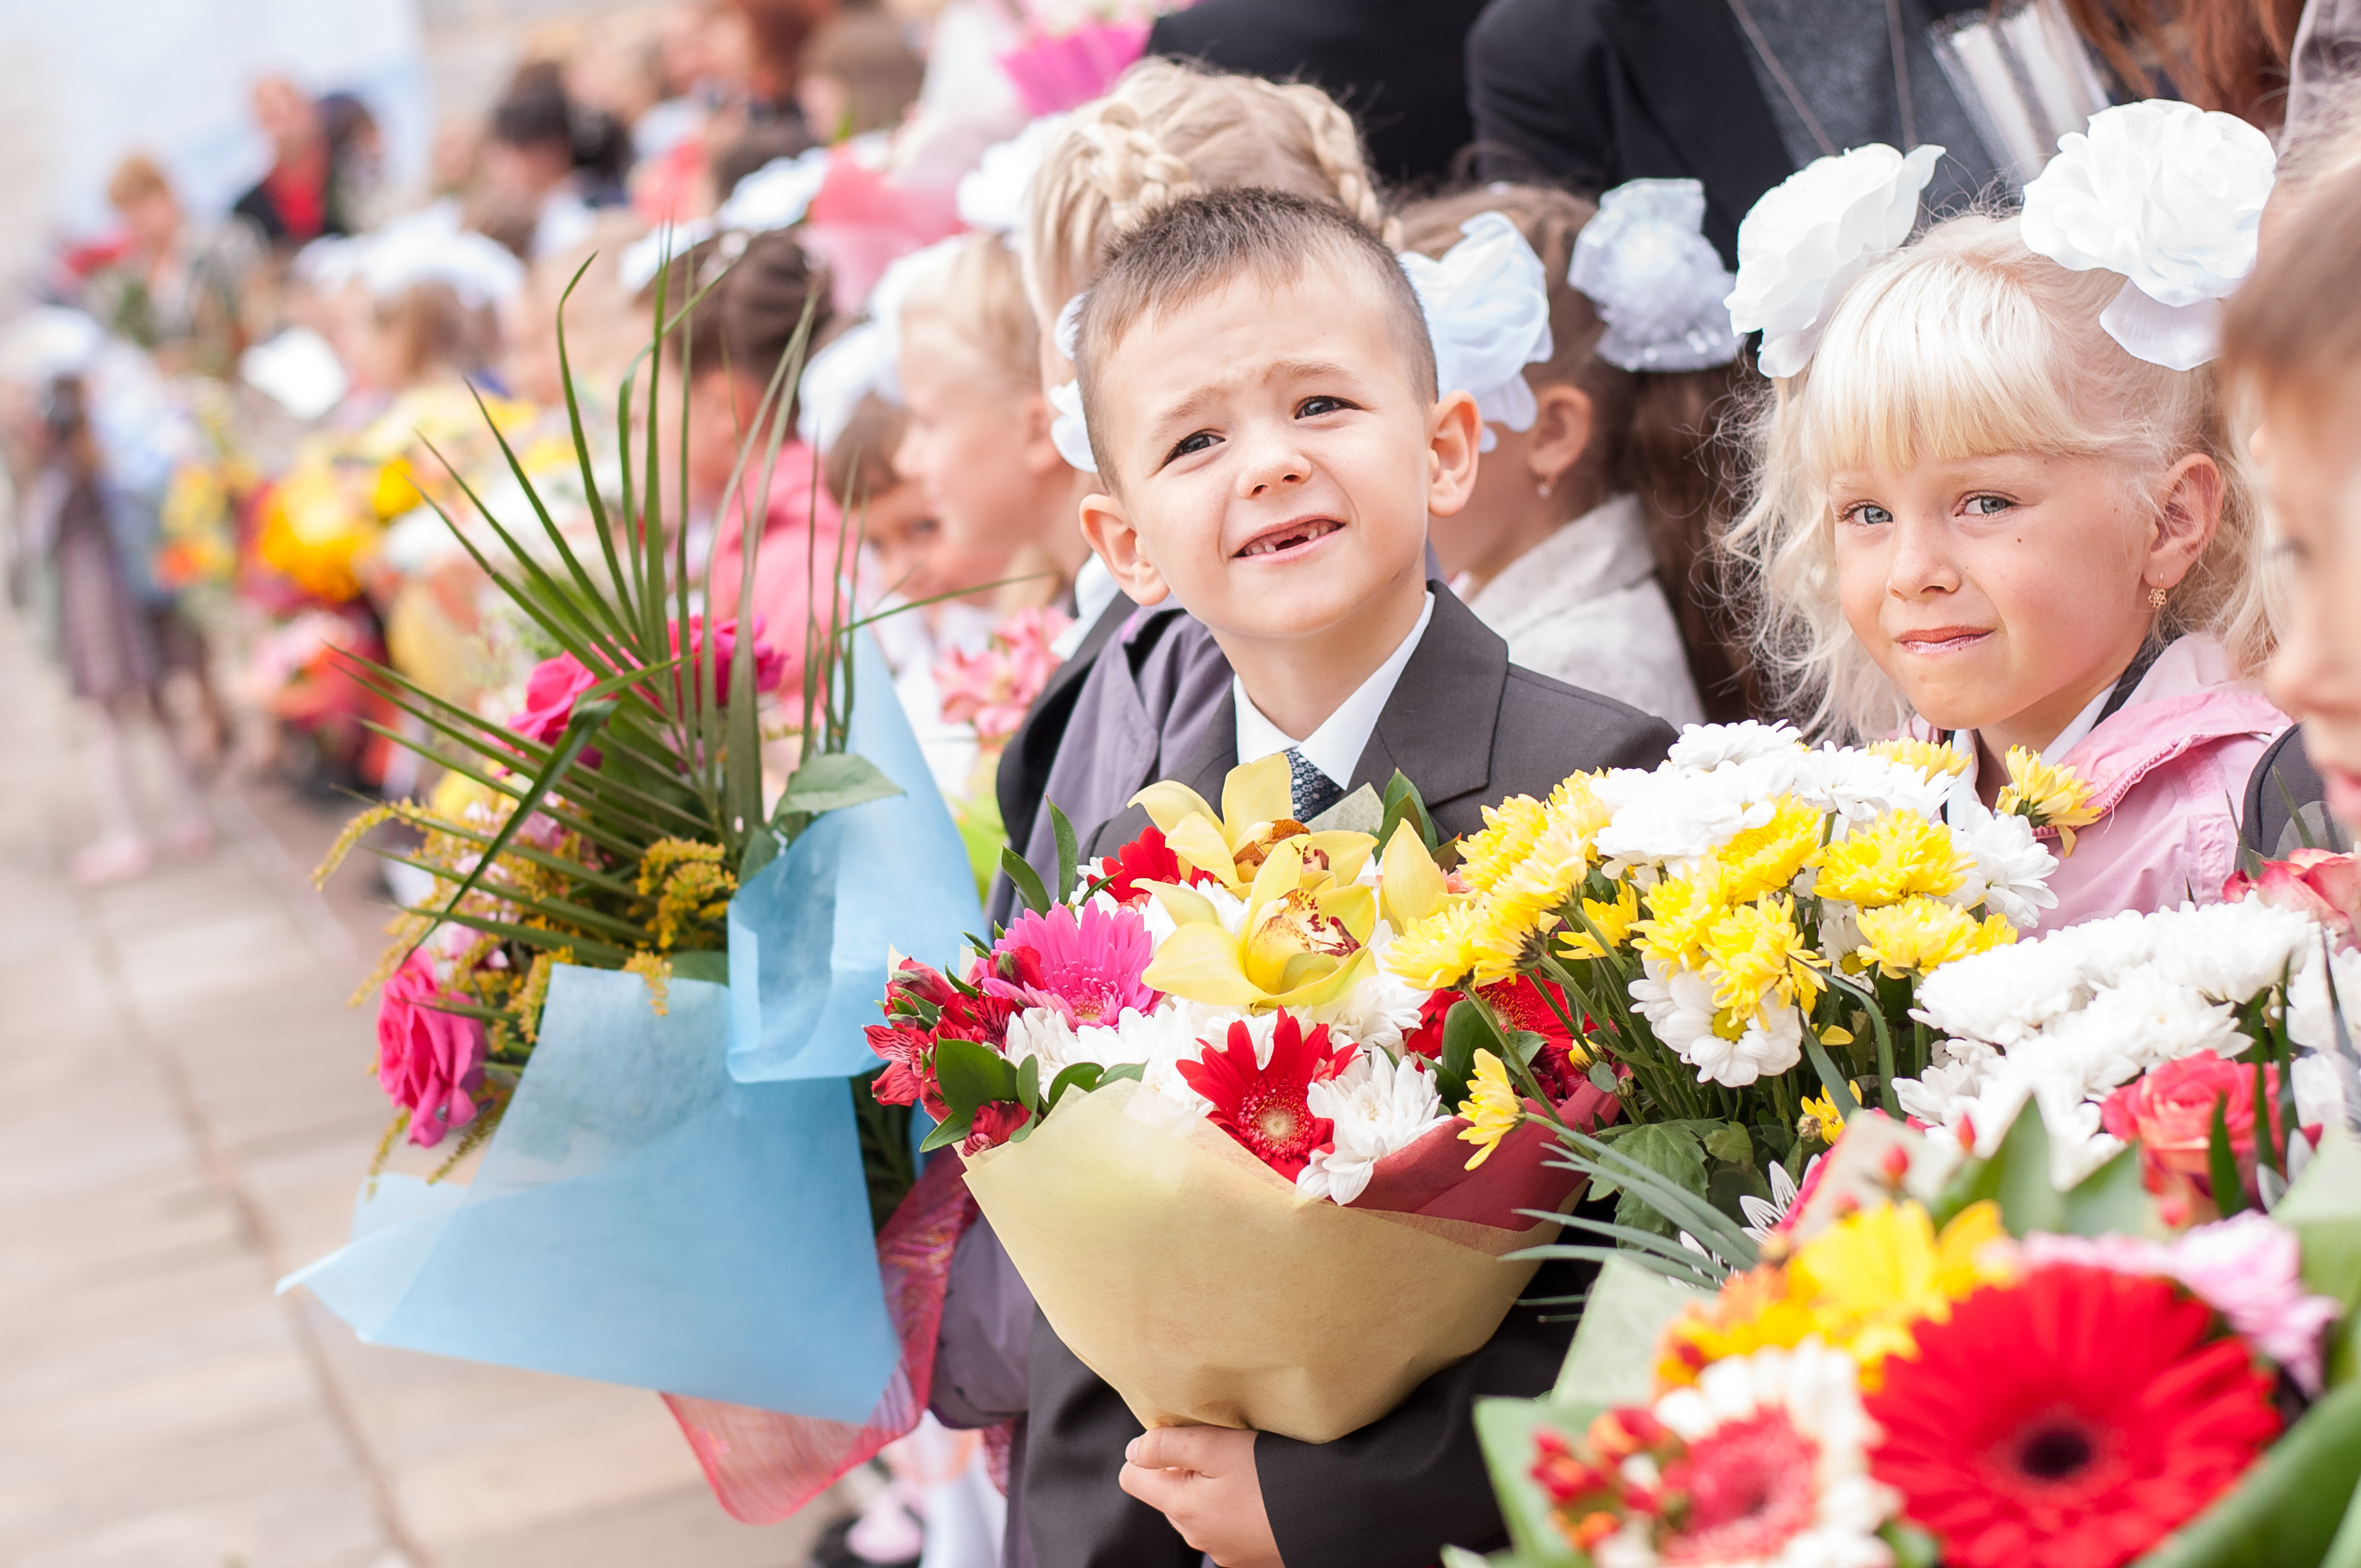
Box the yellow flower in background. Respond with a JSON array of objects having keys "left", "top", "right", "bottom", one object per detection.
[
  {"left": 1714, "top": 796, "right": 1827, "bottom": 902},
  {"left": 1145, "top": 836, "right": 1376, "bottom": 1010},
  {"left": 373, "top": 457, "right": 425, "bottom": 520},
  {"left": 1655, "top": 1264, "right": 1820, "bottom": 1388},
  {"left": 1459, "top": 795, "right": 1551, "bottom": 895},
  {"left": 1558, "top": 878, "right": 1641, "bottom": 961},
  {"left": 1456, "top": 1048, "right": 1524, "bottom": 1169},
  {"left": 1635, "top": 868, "right": 1726, "bottom": 970},
  {"left": 1387, "top": 898, "right": 1482, "bottom": 990},
  {"left": 257, "top": 461, "right": 378, "bottom": 603},
  {"left": 1132, "top": 755, "right": 1374, "bottom": 891},
  {"left": 1704, "top": 895, "right": 1825, "bottom": 1017},
  {"left": 1853, "top": 897, "right": 2016, "bottom": 977},
  {"left": 1799, "top": 1088, "right": 1849, "bottom": 1144},
  {"left": 1869, "top": 737, "right": 1972, "bottom": 780},
  {"left": 1814, "top": 811, "right": 1970, "bottom": 907},
  {"left": 1783, "top": 1200, "right": 2013, "bottom": 1388},
  {"left": 1996, "top": 746, "right": 2103, "bottom": 853}
]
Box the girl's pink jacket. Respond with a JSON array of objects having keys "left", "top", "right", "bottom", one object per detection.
[{"left": 1915, "top": 637, "right": 2290, "bottom": 932}]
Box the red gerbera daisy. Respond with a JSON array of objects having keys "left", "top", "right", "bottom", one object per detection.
[
  {"left": 1100, "top": 823, "right": 1219, "bottom": 904},
  {"left": 1400, "top": 980, "right": 1589, "bottom": 1099},
  {"left": 1865, "top": 1263, "right": 2282, "bottom": 1568},
  {"left": 1176, "top": 1012, "right": 1356, "bottom": 1179}
]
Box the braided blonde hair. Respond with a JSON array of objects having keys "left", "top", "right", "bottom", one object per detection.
[{"left": 1023, "top": 58, "right": 1393, "bottom": 340}]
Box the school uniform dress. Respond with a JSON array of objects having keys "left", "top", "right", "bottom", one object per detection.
[{"left": 1028, "top": 584, "right": 1676, "bottom": 1568}]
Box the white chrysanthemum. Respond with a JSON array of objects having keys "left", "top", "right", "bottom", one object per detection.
[
  {"left": 1003, "top": 1006, "right": 1083, "bottom": 1075},
  {"left": 1891, "top": 1042, "right": 1996, "bottom": 1128},
  {"left": 1947, "top": 807, "right": 2059, "bottom": 928},
  {"left": 1912, "top": 932, "right": 2098, "bottom": 1045},
  {"left": 1297, "top": 1051, "right": 1452, "bottom": 1204},
  {"left": 2142, "top": 898, "right": 2316, "bottom": 1005},
  {"left": 1666, "top": 720, "right": 1804, "bottom": 771},
  {"left": 1636, "top": 957, "right": 1803, "bottom": 1087},
  {"left": 1598, "top": 1341, "right": 1898, "bottom": 1568},
  {"left": 1795, "top": 746, "right": 1951, "bottom": 825},
  {"left": 1300, "top": 924, "right": 1429, "bottom": 1051},
  {"left": 2286, "top": 939, "right": 2361, "bottom": 1051},
  {"left": 1595, "top": 772, "right": 1778, "bottom": 865}
]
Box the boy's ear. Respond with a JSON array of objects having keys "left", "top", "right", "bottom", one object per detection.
[
  {"left": 1426, "top": 389, "right": 1482, "bottom": 519},
  {"left": 2150, "top": 452, "right": 2225, "bottom": 589},
  {"left": 1080, "top": 488, "right": 1171, "bottom": 607}
]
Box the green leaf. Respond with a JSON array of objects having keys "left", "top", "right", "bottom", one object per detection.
[
  {"left": 2135, "top": 1377, "right": 2361, "bottom": 1567},
  {"left": 2061, "top": 1144, "right": 2161, "bottom": 1238},
  {"left": 1437, "top": 997, "right": 1492, "bottom": 1106},
  {"left": 1553, "top": 1254, "right": 1704, "bottom": 1405},
  {"left": 1015, "top": 1052, "right": 1042, "bottom": 1114},
  {"left": 1098, "top": 1062, "right": 1145, "bottom": 1086},
  {"left": 1380, "top": 769, "right": 1440, "bottom": 853},
  {"left": 1599, "top": 1122, "right": 1708, "bottom": 1237},
  {"left": 1702, "top": 1122, "right": 1754, "bottom": 1165},
  {"left": 1051, "top": 801, "right": 1079, "bottom": 908},
  {"left": 999, "top": 846, "right": 1051, "bottom": 918},
  {"left": 1802, "top": 1028, "right": 1861, "bottom": 1119},
  {"left": 1044, "top": 1062, "right": 1106, "bottom": 1114},
  {"left": 918, "top": 1116, "right": 970, "bottom": 1154},
  {"left": 778, "top": 752, "right": 904, "bottom": 817},
  {"left": 1884, "top": 1522, "right": 1942, "bottom": 1568},
  {"left": 1948, "top": 1099, "right": 2066, "bottom": 1236},
  {"left": 2209, "top": 1094, "right": 2250, "bottom": 1217},
  {"left": 931, "top": 1036, "right": 1020, "bottom": 1124},
  {"left": 670, "top": 951, "right": 729, "bottom": 985},
  {"left": 739, "top": 826, "right": 780, "bottom": 884},
  {"left": 2276, "top": 1128, "right": 2361, "bottom": 1384}
]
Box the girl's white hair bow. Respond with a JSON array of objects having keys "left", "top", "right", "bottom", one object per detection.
[
  {"left": 1049, "top": 293, "right": 1097, "bottom": 473},
  {"left": 1398, "top": 211, "right": 1554, "bottom": 452},
  {"left": 2019, "top": 100, "right": 2276, "bottom": 372},
  {"left": 1569, "top": 179, "right": 1740, "bottom": 373}
]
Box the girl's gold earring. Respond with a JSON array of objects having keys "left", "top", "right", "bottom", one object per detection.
[{"left": 2148, "top": 584, "right": 2170, "bottom": 610}]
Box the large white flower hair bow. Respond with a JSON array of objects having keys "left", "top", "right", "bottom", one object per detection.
[
  {"left": 1570, "top": 179, "right": 1741, "bottom": 372},
  {"left": 1397, "top": 211, "right": 1554, "bottom": 452},
  {"left": 958, "top": 113, "right": 1071, "bottom": 237},
  {"left": 1726, "top": 142, "right": 1944, "bottom": 379},
  {"left": 793, "top": 236, "right": 964, "bottom": 452},
  {"left": 620, "top": 146, "right": 835, "bottom": 293},
  {"left": 1048, "top": 293, "right": 1099, "bottom": 473},
  {"left": 2019, "top": 100, "right": 2275, "bottom": 372}
]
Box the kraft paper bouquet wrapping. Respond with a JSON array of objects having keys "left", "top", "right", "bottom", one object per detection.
[{"left": 869, "top": 757, "right": 1616, "bottom": 1441}]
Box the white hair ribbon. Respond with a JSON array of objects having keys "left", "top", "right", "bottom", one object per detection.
[
  {"left": 620, "top": 148, "right": 832, "bottom": 293},
  {"left": 1397, "top": 211, "right": 1553, "bottom": 452},
  {"left": 1050, "top": 293, "right": 1097, "bottom": 473},
  {"left": 796, "top": 319, "right": 888, "bottom": 453},
  {"left": 1726, "top": 143, "right": 1944, "bottom": 379},
  {"left": 357, "top": 204, "right": 526, "bottom": 309},
  {"left": 957, "top": 113, "right": 1071, "bottom": 238},
  {"left": 2019, "top": 100, "right": 2275, "bottom": 372},
  {"left": 1569, "top": 179, "right": 1741, "bottom": 373}
]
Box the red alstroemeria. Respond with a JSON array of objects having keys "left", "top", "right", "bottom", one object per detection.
[
  {"left": 865, "top": 1021, "right": 946, "bottom": 1120},
  {"left": 2224, "top": 848, "right": 2359, "bottom": 949},
  {"left": 961, "top": 1099, "right": 1032, "bottom": 1156},
  {"left": 1177, "top": 1012, "right": 1357, "bottom": 1180}
]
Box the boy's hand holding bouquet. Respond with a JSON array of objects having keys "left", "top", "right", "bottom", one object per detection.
[{"left": 867, "top": 752, "right": 1614, "bottom": 1440}]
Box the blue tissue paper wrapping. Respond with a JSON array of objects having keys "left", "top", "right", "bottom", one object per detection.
[
  {"left": 727, "top": 629, "right": 984, "bottom": 1083},
  {"left": 282, "top": 967, "right": 901, "bottom": 1417}
]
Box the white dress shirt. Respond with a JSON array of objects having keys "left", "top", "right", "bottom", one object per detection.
[{"left": 1233, "top": 591, "right": 1436, "bottom": 787}]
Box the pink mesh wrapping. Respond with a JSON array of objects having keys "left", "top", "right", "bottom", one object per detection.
[{"left": 663, "top": 1153, "right": 978, "bottom": 1524}]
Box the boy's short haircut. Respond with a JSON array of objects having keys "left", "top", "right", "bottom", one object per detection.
[
  {"left": 1073, "top": 187, "right": 1437, "bottom": 478},
  {"left": 2223, "top": 160, "right": 2361, "bottom": 408}
]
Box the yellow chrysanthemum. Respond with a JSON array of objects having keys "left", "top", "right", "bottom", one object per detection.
[
  {"left": 1459, "top": 795, "right": 1552, "bottom": 895},
  {"left": 1814, "top": 812, "right": 1971, "bottom": 907},
  {"left": 1714, "top": 796, "right": 1827, "bottom": 903},
  {"left": 1799, "top": 1088, "right": 1848, "bottom": 1145},
  {"left": 1558, "top": 878, "right": 1642, "bottom": 961},
  {"left": 1463, "top": 895, "right": 1548, "bottom": 987},
  {"left": 1547, "top": 770, "right": 1616, "bottom": 846},
  {"left": 1995, "top": 746, "right": 2103, "bottom": 854},
  {"left": 1635, "top": 868, "right": 1726, "bottom": 969},
  {"left": 1853, "top": 897, "right": 2016, "bottom": 977},
  {"left": 1703, "top": 895, "right": 1825, "bottom": 1016},
  {"left": 1386, "top": 899, "right": 1482, "bottom": 991},
  {"left": 1782, "top": 1199, "right": 2013, "bottom": 1388},
  {"left": 1868, "top": 737, "right": 1973, "bottom": 780},
  {"left": 1481, "top": 815, "right": 1592, "bottom": 948},
  {"left": 1456, "top": 1048, "right": 1525, "bottom": 1169},
  {"left": 1655, "top": 1200, "right": 2012, "bottom": 1391}
]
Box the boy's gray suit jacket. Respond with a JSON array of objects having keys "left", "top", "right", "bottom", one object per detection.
[{"left": 1024, "top": 583, "right": 1677, "bottom": 1568}]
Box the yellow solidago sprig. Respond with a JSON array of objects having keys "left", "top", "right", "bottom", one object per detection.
[
  {"left": 1852, "top": 897, "right": 2016, "bottom": 978},
  {"left": 1456, "top": 1048, "right": 1526, "bottom": 1169},
  {"left": 1654, "top": 1199, "right": 2012, "bottom": 1391},
  {"left": 1814, "top": 811, "right": 1971, "bottom": 908},
  {"left": 637, "top": 838, "right": 737, "bottom": 951},
  {"left": 1995, "top": 746, "right": 2103, "bottom": 854}
]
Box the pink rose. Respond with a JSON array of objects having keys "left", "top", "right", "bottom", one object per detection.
[
  {"left": 509, "top": 653, "right": 600, "bottom": 747},
  {"left": 667, "top": 616, "right": 787, "bottom": 708},
  {"left": 2101, "top": 1054, "right": 2286, "bottom": 1225},
  {"left": 2224, "top": 849, "right": 2359, "bottom": 949},
  {"left": 377, "top": 951, "right": 488, "bottom": 1147}
]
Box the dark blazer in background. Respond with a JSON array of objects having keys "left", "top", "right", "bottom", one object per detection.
[
  {"left": 1465, "top": 0, "right": 1793, "bottom": 266},
  {"left": 1034, "top": 587, "right": 1676, "bottom": 1568},
  {"left": 1147, "top": 0, "right": 1493, "bottom": 188}
]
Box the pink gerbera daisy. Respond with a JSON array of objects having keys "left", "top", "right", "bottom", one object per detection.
[{"left": 991, "top": 902, "right": 1161, "bottom": 1026}]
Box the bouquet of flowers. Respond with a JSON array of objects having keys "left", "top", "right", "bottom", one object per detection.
[
  {"left": 868, "top": 755, "right": 1615, "bottom": 1440},
  {"left": 1450, "top": 860, "right": 2361, "bottom": 1568},
  {"left": 1381, "top": 722, "right": 2083, "bottom": 1241}
]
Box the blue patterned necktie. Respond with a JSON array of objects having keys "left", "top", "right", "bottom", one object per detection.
[{"left": 1285, "top": 747, "right": 1346, "bottom": 823}]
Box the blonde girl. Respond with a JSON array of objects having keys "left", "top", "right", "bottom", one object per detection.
[
  {"left": 1724, "top": 105, "right": 2287, "bottom": 930},
  {"left": 1398, "top": 181, "right": 1750, "bottom": 724}
]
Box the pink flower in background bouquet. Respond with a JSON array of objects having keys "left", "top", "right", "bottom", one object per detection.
[
  {"left": 995, "top": 0, "right": 1169, "bottom": 116},
  {"left": 2224, "top": 848, "right": 2360, "bottom": 949},
  {"left": 376, "top": 951, "right": 489, "bottom": 1147},
  {"left": 936, "top": 606, "right": 1071, "bottom": 745}
]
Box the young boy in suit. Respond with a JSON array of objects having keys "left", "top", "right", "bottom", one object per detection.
[{"left": 1016, "top": 187, "right": 1677, "bottom": 1566}]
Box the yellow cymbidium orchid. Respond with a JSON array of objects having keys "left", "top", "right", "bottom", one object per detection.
[
  {"left": 1379, "top": 818, "right": 1449, "bottom": 933},
  {"left": 1130, "top": 754, "right": 1374, "bottom": 892},
  {"left": 1141, "top": 837, "right": 1377, "bottom": 1010}
]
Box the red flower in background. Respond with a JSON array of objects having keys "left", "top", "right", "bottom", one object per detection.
[
  {"left": 2101, "top": 1055, "right": 2287, "bottom": 1226},
  {"left": 865, "top": 1021, "right": 946, "bottom": 1119},
  {"left": 1178, "top": 1012, "right": 1356, "bottom": 1180},
  {"left": 1866, "top": 1264, "right": 2280, "bottom": 1568},
  {"left": 376, "top": 952, "right": 488, "bottom": 1147},
  {"left": 2224, "top": 848, "right": 2359, "bottom": 949}
]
